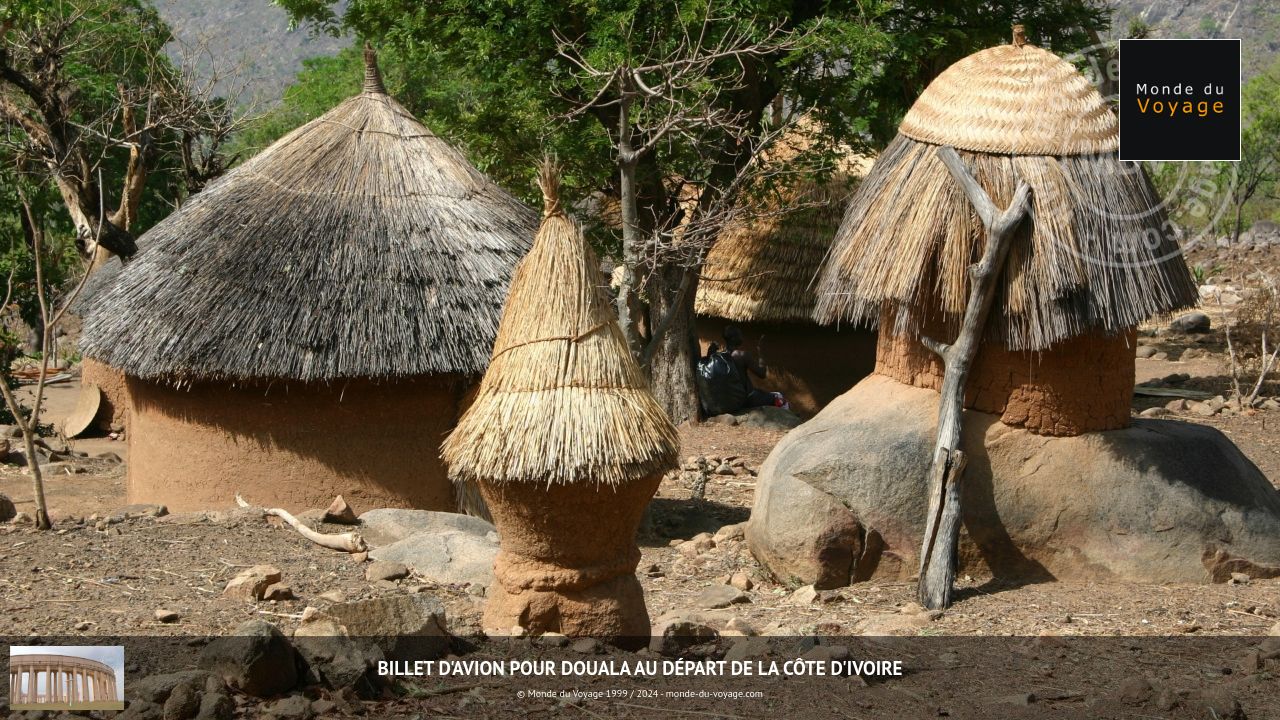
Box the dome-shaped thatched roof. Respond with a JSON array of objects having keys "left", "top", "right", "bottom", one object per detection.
[
  {"left": 814, "top": 36, "right": 1197, "bottom": 351},
  {"left": 79, "top": 48, "right": 536, "bottom": 383},
  {"left": 443, "top": 165, "right": 679, "bottom": 486},
  {"left": 898, "top": 43, "right": 1118, "bottom": 156}
]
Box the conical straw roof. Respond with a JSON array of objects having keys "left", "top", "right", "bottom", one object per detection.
[
  {"left": 814, "top": 35, "right": 1197, "bottom": 350},
  {"left": 442, "top": 163, "right": 679, "bottom": 486},
  {"left": 79, "top": 46, "right": 536, "bottom": 383},
  {"left": 898, "top": 41, "right": 1117, "bottom": 156}
]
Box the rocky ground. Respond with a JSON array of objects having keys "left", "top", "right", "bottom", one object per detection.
[{"left": 2, "top": 291, "right": 1280, "bottom": 717}]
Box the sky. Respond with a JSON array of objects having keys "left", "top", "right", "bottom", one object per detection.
[{"left": 9, "top": 646, "right": 125, "bottom": 701}]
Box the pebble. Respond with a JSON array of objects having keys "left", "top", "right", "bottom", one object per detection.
[
  {"left": 365, "top": 561, "right": 410, "bottom": 583},
  {"left": 729, "top": 572, "right": 753, "bottom": 591},
  {"left": 154, "top": 608, "right": 181, "bottom": 623}
]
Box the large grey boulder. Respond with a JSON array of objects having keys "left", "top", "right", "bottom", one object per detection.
[
  {"left": 747, "top": 375, "right": 1280, "bottom": 587},
  {"left": 369, "top": 529, "right": 497, "bottom": 588},
  {"left": 323, "top": 593, "right": 449, "bottom": 661},
  {"left": 358, "top": 509, "right": 495, "bottom": 547}
]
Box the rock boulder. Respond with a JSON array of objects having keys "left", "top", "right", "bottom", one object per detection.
[{"left": 747, "top": 375, "right": 1280, "bottom": 587}]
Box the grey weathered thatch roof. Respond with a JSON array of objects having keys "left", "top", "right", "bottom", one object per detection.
[
  {"left": 813, "top": 42, "right": 1197, "bottom": 350},
  {"left": 79, "top": 49, "right": 536, "bottom": 382}
]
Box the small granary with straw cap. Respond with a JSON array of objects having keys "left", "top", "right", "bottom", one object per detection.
[
  {"left": 813, "top": 28, "right": 1198, "bottom": 435},
  {"left": 695, "top": 126, "right": 876, "bottom": 415},
  {"left": 443, "top": 162, "right": 678, "bottom": 645},
  {"left": 77, "top": 46, "right": 536, "bottom": 513}
]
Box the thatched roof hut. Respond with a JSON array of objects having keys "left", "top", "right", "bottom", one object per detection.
[
  {"left": 814, "top": 40, "right": 1197, "bottom": 351},
  {"left": 443, "top": 165, "right": 678, "bottom": 486},
  {"left": 77, "top": 47, "right": 537, "bottom": 512},
  {"left": 693, "top": 131, "right": 876, "bottom": 415},
  {"left": 812, "top": 36, "right": 1198, "bottom": 436}
]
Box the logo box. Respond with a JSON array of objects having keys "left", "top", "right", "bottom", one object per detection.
[{"left": 1118, "top": 38, "right": 1241, "bottom": 162}]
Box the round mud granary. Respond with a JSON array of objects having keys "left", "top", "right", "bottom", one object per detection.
[
  {"left": 742, "top": 36, "right": 1280, "bottom": 590},
  {"left": 443, "top": 165, "right": 679, "bottom": 646},
  {"left": 77, "top": 47, "right": 535, "bottom": 513}
]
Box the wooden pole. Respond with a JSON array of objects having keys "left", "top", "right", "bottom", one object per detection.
[{"left": 916, "top": 146, "right": 1031, "bottom": 610}]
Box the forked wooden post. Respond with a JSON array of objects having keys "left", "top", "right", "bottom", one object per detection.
[{"left": 917, "top": 146, "right": 1031, "bottom": 610}]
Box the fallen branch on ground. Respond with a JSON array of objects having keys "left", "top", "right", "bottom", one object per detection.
[{"left": 235, "top": 493, "right": 367, "bottom": 553}]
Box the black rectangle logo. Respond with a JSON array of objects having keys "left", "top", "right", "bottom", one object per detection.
[{"left": 1119, "top": 38, "right": 1241, "bottom": 161}]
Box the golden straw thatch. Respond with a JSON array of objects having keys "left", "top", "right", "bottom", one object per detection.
[
  {"left": 696, "top": 127, "right": 872, "bottom": 324},
  {"left": 814, "top": 41, "right": 1197, "bottom": 351},
  {"left": 79, "top": 47, "right": 536, "bottom": 382},
  {"left": 442, "top": 164, "right": 679, "bottom": 486}
]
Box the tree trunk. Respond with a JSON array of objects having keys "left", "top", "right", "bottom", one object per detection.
[
  {"left": 917, "top": 147, "right": 1031, "bottom": 610},
  {"left": 646, "top": 266, "right": 700, "bottom": 423}
]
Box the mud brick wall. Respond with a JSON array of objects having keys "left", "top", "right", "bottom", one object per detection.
[{"left": 874, "top": 321, "right": 1136, "bottom": 436}]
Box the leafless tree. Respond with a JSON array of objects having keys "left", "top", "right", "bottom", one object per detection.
[
  {"left": 554, "top": 5, "right": 820, "bottom": 420},
  {"left": 0, "top": 187, "right": 94, "bottom": 530}
]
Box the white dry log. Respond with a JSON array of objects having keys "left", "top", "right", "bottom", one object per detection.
[
  {"left": 917, "top": 146, "right": 1031, "bottom": 610},
  {"left": 235, "top": 493, "right": 368, "bottom": 553}
]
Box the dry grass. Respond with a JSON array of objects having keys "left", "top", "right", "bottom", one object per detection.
[
  {"left": 80, "top": 50, "right": 537, "bottom": 382},
  {"left": 814, "top": 137, "right": 1198, "bottom": 351},
  {"left": 442, "top": 164, "right": 679, "bottom": 486}
]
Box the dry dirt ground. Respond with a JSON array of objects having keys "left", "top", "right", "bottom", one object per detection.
[{"left": 1, "top": 344, "right": 1279, "bottom": 718}]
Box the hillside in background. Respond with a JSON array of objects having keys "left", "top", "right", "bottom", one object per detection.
[
  {"left": 154, "top": 0, "right": 349, "bottom": 104},
  {"left": 1113, "top": 0, "right": 1279, "bottom": 76}
]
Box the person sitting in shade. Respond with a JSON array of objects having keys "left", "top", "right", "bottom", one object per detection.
[{"left": 698, "top": 325, "right": 788, "bottom": 415}]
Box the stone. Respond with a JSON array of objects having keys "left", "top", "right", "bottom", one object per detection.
[
  {"left": 723, "top": 617, "right": 756, "bottom": 636},
  {"left": 697, "top": 584, "right": 750, "bottom": 609},
  {"left": 713, "top": 523, "right": 746, "bottom": 543},
  {"left": 357, "top": 508, "right": 495, "bottom": 548},
  {"left": 264, "top": 695, "right": 314, "bottom": 720},
  {"left": 747, "top": 375, "right": 1280, "bottom": 587},
  {"left": 263, "top": 583, "right": 295, "bottom": 601},
  {"left": 1270, "top": 621, "right": 1280, "bottom": 636},
  {"left": 323, "top": 496, "right": 358, "bottom": 525},
  {"left": 737, "top": 406, "right": 803, "bottom": 430},
  {"left": 1262, "top": 398, "right": 1280, "bottom": 411},
  {"left": 109, "top": 503, "right": 168, "bottom": 521},
  {"left": 154, "top": 608, "right": 181, "bottom": 623},
  {"left": 707, "top": 413, "right": 738, "bottom": 426},
  {"left": 1186, "top": 688, "right": 1244, "bottom": 720},
  {"left": 802, "top": 644, "right": 851, "bottom": 662},
  {"left": 223, "top": 565, "right": 282, "bottom": 601},
  {"left": 1191, "top": 401, "right": 1218, "bottom": 417},
  {"left": 1135, "top": 345, "right": 1158, "bottom": 359},
  {"left": 196, "top": 692, "right": 234, "bottom": 720},
  {"left": 198, "top": 620, "right": 298, "bottom": 697},
  {"left": 163, "top": 682, "right": 201, "bottom": 719},
  {"left": 1169, "top": 311, "right": 1211, "bottom": 334},
  {"left": 787, "top": 585, "right": 819, "bottom": 606},
  {"left": 364, "top": 561, "right": 410, "bottom": 583},
  {"left": 11, "top": 511, "right": 31, "bottom": 524},
  {"left": 715, "top": 462, "right": 736, "bottom": 476},
  {"left": 676, "top": 533, "right": 716, "bottom": 557},
  {"left": 728, "top": 572, "right": 753, "bottom": 591},
  {"left": 368, "top": 529, "right": 496, "bottom": 589},
  {"left": 0, "top": 493, "right": 13, "bottom": 522},
  {"left": 723, "top": 637, "right": 773, "bottom": 662},
  {"left": 310, "top": 700, "right": 337, "bottom": 716},
  {"left": 1112, "top": 676, "right": 1154, "bottom": 705},
  {"left": 316, "top": 590, "right": 346, "bottom": 604},
  {"left": 1165, "top": 399, "right": 1188, "bottom": 412},
  {"left": 1182, "top": 347, "right": 1206, "bottom": 360},
  {"left": 292, "top": 614, "right": 383, "bottom": 694},
  {"left": 649, "top": 615, "right": 718, "bottom": 656},
  {"left": 1139, "top": 407, "right": 1171, "bottom": 417},
  {"left": 127, "top": 669, "right": 221, "bottom": 707},
  {"left": 571, "top": 638, "right": 604, "bottom": 654},
  {"left": 323, "top": 593, "right": 449, "bottom": 661},
  {"left": 534, "top": 632, "right": 570, "bottom": 648}
]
